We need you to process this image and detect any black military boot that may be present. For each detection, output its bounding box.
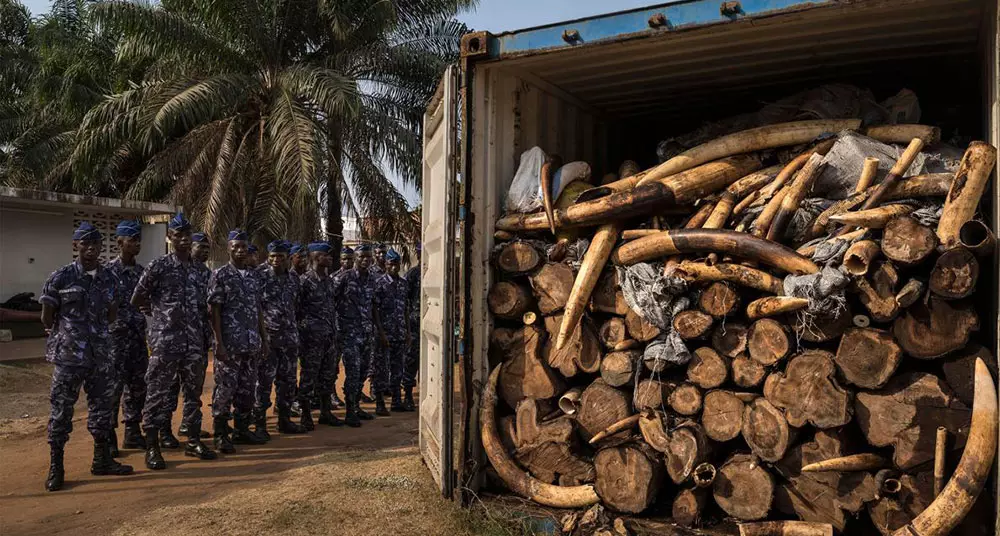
[299,400,315,431]
[92,440,134,476]
[330,391,344,409]
[375,394,391,417]
[122,423,147,449]
[232,414,267,445]
[159,427,180,449]
[184,425,217,460]
[359,391,375,404]
[213,416,235,454]
[45,445,65,492]
[318,396,345,427]
[253,409,271,441]
[277,408,306,434]
[403,387,416,412]
[357,394,375,421]
[390,389,406,412]
[108,429,121,458]
[344,394,362,428]
[144,429,167,470]
[179,422,211,439]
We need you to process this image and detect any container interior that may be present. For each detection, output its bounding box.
[462,0,998,504]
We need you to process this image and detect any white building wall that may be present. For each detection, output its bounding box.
[0,206,75,302]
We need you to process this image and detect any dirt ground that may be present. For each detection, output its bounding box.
[0,358,531,536]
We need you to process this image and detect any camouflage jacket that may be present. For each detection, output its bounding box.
[195,262,213,346]
[373,273,409,342]
[260,266,300,347]
[134,253,208,356]
[41,260,118,367]
[331,268,375,334]
[106,257,145,335]
[298,269,337,336]
[208,263,264,355]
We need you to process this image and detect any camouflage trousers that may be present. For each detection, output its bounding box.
[143,352,206,432]
[110,332,148,427]
[340,326,372,399]
[48,362,116,446]
[401,319,419,389]
[255,344,298,413]
[298,331,336,402]
[165,351,209,429]
[384,339,408,396]
[212,352,258,419]
[371,341,392,395]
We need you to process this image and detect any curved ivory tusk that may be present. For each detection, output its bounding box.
[892,358,998,536]
[865,124,941,145]
[580,119,859,200]
[842,240,881,276]
[674,262,784,294]
[588,414,641,445]
[614,229,819,275]
[738,521,834,536]
[746,296,809,320]
[829,204,914,228]
[557,223,620,350]
[480,366,600,508]
[800,453,889,472]
[540,158,558,235]
[937,142,998,249]
[497,156,758,233]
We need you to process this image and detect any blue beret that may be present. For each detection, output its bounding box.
[168,212,191,231]
[385,249,401,262]
[341,246,354,255]
[267,240,290,253]
[192,232,209,244]
[73,221,102,241]
[289,243,304,255]
[308,242,331,253]
[357,244,372,253]
[228,229,249,241]
[248,244,258,254]
[115,220,142,238]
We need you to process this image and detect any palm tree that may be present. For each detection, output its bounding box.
[66,0,471,246]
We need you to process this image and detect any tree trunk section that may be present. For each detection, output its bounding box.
[601,350,639,388]
[892,296,979,359]
[514,398,574,449]
[742,397,797,462]
[764,351,852,429]
[672,488,708,527]
[702,390,746,442]
[673,309,714,340]
[712,323,749,358]
[498,241,543,274]
[714,453,776,521]
[699,281,741,318]
[543,314,601,377]
[634,379,671,411]
[488,282,535,320]
[498,326,565,409]
[867,472,935,536]
[591,271,629,315]
[625,308,661,342]
[882,216,938,265]
[576,380,632,443]
[599,317,629,350]
[665,421,711,485]
[669,383,703,416]
[687,347,730,389]
[792,306,852,343]
[516,442,596,486]
[748,319,791,366]
[834,328,902,389]
[530,262,575,314]
[928,247,979,299]
[732,355,768,388]
[594,443,664,514]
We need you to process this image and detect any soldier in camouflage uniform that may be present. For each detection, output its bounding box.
[325,246,356,410]
[359,244,383,403]
[254,240,307,437]
[297,243,344,429]
[332,244,377,426]
[41,222,134,492]
[134,214,216,470]
[166,232,213,441]
[208,230,268,451]
[371,243,386,276]
[402,244,421,411]
[289,243,308,277]
[246,244,260,268]
[373,250,410,413]
[107,220,148,455]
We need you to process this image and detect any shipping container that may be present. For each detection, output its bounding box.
[418,0,999,527]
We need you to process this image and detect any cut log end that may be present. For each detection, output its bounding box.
[688,347,730,390]
[834,327,903,389]
[594,443,664,514]
[601,350,639,388]
[732,355,768,388]
[700,281,741,318]
[714,453,776,521]
[764,351,852,429]
[712,323,749,358]
[892,297,979,359]
[488,282,535,320]
[882,216,938,265]
[742,398,796,462]
[929,247,979,299]
[497,241,543,274]
[669,383,704,416]
[748,319,792,366]
[530,262,575,314]
[673,309,714,340]
[703,390,746,442]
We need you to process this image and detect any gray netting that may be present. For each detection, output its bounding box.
[814,130,929,200]
[783,266,850,317]
[617,263,693,367]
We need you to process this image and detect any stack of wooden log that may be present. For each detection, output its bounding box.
[483,119,999,536]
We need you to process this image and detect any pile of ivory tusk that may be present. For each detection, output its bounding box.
[484,114,999,536]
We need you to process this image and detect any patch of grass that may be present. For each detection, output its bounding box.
[452,503,552,536]
[345,474,418,491]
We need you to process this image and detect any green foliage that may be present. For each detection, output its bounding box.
[1,0,473,245]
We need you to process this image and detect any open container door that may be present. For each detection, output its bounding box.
[419,64,459,498]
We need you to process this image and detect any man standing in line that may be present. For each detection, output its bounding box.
[325,246,355,410]
[289,243,308,276]
[254,240,307,437]
[371,244,387,276]
[133,214,216,471]
[401,244,421,411]
[208,230,268,452]
[332,244,377,425]
[246,244,260,268]
[41,222,133,491]
[107,220,148,456]
[373,250,410,413]
[297,243,344,429]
